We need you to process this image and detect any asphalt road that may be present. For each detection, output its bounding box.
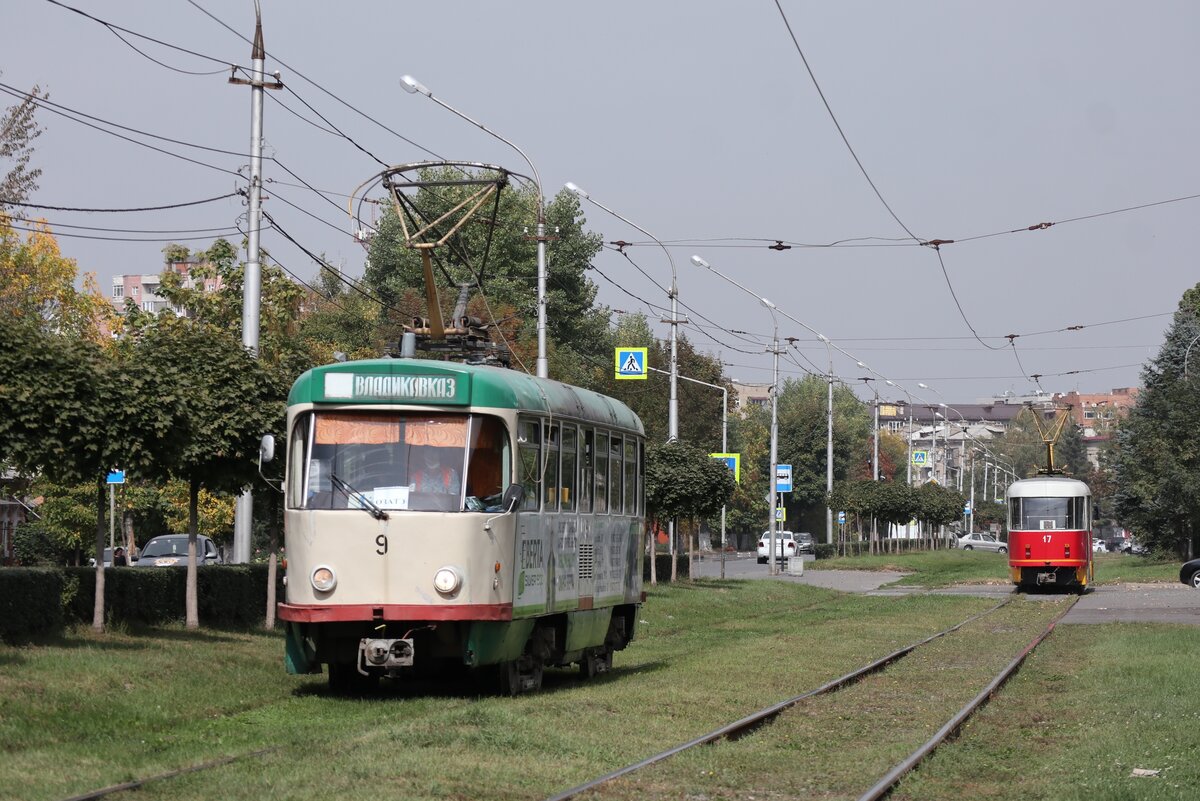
[690,553,1200,625]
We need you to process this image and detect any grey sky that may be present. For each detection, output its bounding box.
[5,1,1197,409]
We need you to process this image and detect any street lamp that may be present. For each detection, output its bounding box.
[568,183,680,445]
[1185,332,1200,379]
[691,255,784,575]
[818,334,834,546]
[401,75,550,378]
[858,367,879,549]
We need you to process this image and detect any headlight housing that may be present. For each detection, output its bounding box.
[311,564,336,592]
[433,566,461,595]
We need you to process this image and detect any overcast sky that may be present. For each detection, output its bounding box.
[4,1,1197,409]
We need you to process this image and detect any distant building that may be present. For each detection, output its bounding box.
[111,259,221,316]
[730,379,772,415]
[1054,388,1139,469]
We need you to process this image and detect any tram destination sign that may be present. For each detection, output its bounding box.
[321,372,469,404]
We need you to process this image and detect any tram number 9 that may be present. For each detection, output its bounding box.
[1043,534,1052,543]
[376,534,388,555]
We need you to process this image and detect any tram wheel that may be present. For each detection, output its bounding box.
[580,648,614,679]
[497,658,544,696]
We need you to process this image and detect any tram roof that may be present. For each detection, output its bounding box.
[1006,476,1091,498]
[289,358,644,435]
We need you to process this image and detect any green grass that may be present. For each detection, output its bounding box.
[809,549,1182,587]
[895,624,1200,800]
[1,578,1194,800]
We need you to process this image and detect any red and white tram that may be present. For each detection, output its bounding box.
[1006,476,1093,592]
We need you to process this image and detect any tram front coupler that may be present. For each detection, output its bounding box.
[1036,570,1058,585]
[358,637,415,675]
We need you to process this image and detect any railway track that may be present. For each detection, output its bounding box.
[55,595,1069,801]
[545,596,1076,801]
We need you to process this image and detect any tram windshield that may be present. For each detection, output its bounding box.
[1009,496,1088,531]
[288,411,510,513]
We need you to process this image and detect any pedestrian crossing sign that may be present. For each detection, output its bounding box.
[614,347,648,380]
[912,450,929,466]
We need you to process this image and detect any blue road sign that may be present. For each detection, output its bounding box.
[106,470,125,485]
[837,511,846,524]
[912,450,928,466]
[775,464,792,492]
[614,347,648,380]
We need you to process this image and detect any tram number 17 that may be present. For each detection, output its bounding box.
[376,534,388,555]
[1042,534,1052,543]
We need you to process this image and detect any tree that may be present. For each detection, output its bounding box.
[644,441,737,581]
[0,217,118,342]
[915,482,967,547]
[131,317,285,627]
[1110,284,1200,556]
[364,173,608,367]
[0,315,123,630]
[775,376,870,530]
[0,75,47,208]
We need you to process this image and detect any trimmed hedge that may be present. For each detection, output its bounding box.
[0,568,64,643]
[1,565,284,641]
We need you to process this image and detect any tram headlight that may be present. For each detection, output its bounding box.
[433,566,461,595]
[311,564,337,593]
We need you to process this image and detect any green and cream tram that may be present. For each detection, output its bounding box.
[274,358,645,693]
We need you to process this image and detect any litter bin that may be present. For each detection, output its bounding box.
[786,557,805,576]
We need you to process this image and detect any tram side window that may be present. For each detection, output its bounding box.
[638,440,646,516]
[579,428,593,513]
[624,439,637,515]
[595,431,609,514]
[464,416,510,512]
[1074,496,1088,530]
[544,422,560,511]
[1008,499,1020,531]
[287,413,311,508]
[560,425,577,512]
[610,435,624,514]
[518,418,541,511]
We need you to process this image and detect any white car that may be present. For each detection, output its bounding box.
[757,530,798,564]
[1092,538,1108,554]
[956,531,1008,553]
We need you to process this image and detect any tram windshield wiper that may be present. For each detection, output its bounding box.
[330,473,389,520]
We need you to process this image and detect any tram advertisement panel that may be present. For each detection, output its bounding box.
[515,520,548,615]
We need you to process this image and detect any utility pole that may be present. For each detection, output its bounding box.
[229,9,282,564]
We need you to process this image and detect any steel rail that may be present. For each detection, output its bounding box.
[59,747,280,801]
[857,596,1078,801]
[544,598,1013,801]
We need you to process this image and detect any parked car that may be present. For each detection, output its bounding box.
[793,532,815,554]
[757,530,798,564]
[1123,540,1149,556]
[134,534,221,567]
[1180,558,1200,589]
[87,548,114,568]
[956,531,1008,553]
[1092,538,1108,554]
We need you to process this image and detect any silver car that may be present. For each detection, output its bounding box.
[956,531,1008,553]
[134,534,221,567]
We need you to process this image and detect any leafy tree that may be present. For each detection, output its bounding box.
[645,441,737,581]
[0,315,122,630]
[0,217,118,342]
[364,173,608,368]
[1055,421,1092,478]
[915,482,966,547]
[130,317,285,627]
[1111,284,1200,556]
[0,75,47,208]
[296,263,384,363]
[775,376,870,531]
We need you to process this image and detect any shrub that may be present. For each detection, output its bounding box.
[0,568,65,642]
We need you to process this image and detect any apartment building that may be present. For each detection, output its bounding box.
[111,259,222,315]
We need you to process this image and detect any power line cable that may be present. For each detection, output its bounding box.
[0,192,240,213]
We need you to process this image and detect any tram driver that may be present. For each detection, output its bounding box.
[409,446,462,495]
